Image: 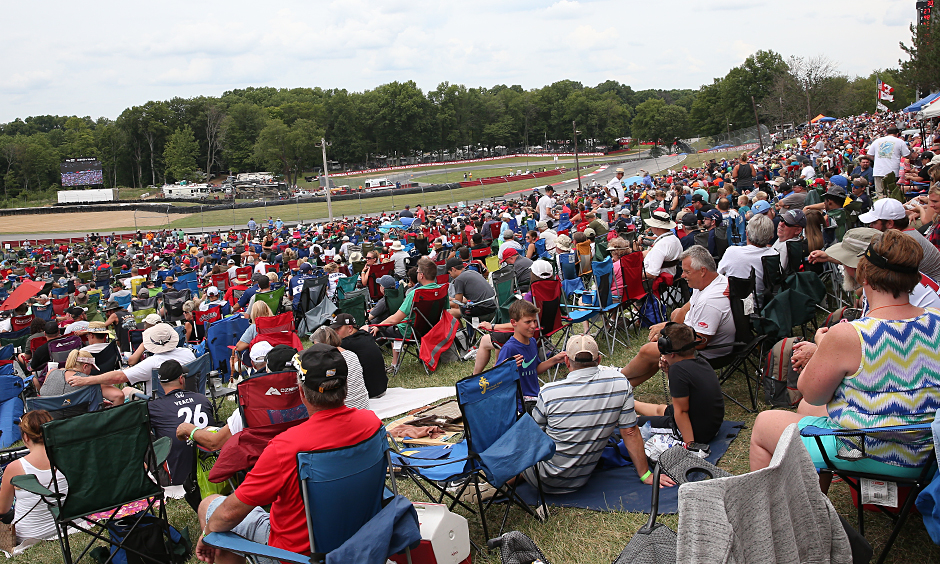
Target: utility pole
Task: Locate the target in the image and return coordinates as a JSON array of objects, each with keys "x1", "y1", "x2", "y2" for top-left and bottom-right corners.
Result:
[
  {"x1": 573, "y1": 121, "x2": 582, "y2": 192},
  {"x1": 751, "y1": 96, "x2": 764, "y2": 153},
  {"x1": 320, "y1": 138, "x2": 333, "y2": 222}
]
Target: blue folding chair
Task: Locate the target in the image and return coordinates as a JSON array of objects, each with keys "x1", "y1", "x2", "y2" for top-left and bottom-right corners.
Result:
[
  {"x1": 394, "y1": 361, "x2": 555, "y2": 543},
  {"x1": 113, "y1": 293, "x2": 132, "y2": 310},
  {"x1": 526, "y1": 219, "x2": 537, "y2": 232},
  {"x1": 26, "y1": 385, "x2": 104, "y2": 420},
  {"x1": 176, "y1": 271, "x2": 199, "y2": 295},
  {"x1": 206, "y1": 314, "x2": 250, "y2": 381},
  {"x1": 533, "y1": 238, "x2": 551, "y2": 260},
  {"x1": 558, "y1": 252, "x2": 579, "y2": 281},
  {"x1": 204, "y1": 427, "x2": 420, "y2": 564},
  {"x1": 801, "y1": 422, "x2": 936, "y2": 564},
  {"x1": 557, "y1": 212, "x2": 572, "y2": 233},
  {"x1": 32, "y1": 305, "x2": 53, "y2": 321}
]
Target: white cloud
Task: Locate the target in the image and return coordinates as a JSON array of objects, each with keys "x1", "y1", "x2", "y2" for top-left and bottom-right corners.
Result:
[{"x1": 0, "y1": 0, "x2": 921, "y2": 122}]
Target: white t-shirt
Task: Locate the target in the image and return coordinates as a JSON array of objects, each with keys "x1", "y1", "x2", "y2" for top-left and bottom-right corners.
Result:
[
  {"x1": 800, "y1": 165, "x2": 815, "y2": 180},
  {"x1": 606, "y1": 176, "x2": 625, "y2": 202},
  {"x1": 253, "y1": 262, "x2": 268, "y2": 275},
  {"x1": 643, "y1": 234, "x2": 683, "y2": 277},
  {"x1": 123, "y1": 348, "x2": 196, "y2": 395},
  {"x1": 866, "y1": 135, "x2": 911, "y2": 177},
  {"x1": 537, "y1": 195, "x2": 555, "y2": 221},
  {"x1": 717, "y1": 245, "x2": 779, "y2": 295},
  {"x1": 685, "y1": 273, "x2": 735, "y2": 360}
]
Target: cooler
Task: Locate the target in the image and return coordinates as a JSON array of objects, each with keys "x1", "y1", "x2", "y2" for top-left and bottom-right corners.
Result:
[{"x1": 390, "y1": 502, "x2": 471, "y2": 564}]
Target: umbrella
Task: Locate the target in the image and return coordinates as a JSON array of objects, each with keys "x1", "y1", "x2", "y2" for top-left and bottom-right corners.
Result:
[{"x1": 0, "y1": 279, "x2": 46, "y2": 311}]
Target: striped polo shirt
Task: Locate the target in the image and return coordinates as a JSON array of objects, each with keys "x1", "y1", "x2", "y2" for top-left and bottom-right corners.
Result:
[{"x1": 527, "y1": 365, "x2": 637, "y2": 494}]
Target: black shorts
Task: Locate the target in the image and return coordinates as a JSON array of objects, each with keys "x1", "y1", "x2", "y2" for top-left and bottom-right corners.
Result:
[
  {"x1": 379, "y1": 325, "x2": 403, "y2": 340},
  {"x1": 490, "y1": 331, "x2": 513, "y2": 346}
]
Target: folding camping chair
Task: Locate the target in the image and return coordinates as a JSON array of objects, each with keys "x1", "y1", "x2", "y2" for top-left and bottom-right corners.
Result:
[
  {"x1": 48, "y1": 334, "x2": 83, "y2": 365},
  {"x1": 379, "y1": 284, "x2": 451, "y2": 375},
  {"x1": 191, "y1": 306, "x2": 222, "y2": 342},
  {"x1": 529, "y1": 278, "x2": 571, "y2": 362},
  {"x1": 26, "y1": 385, "x2": 105, "y2": 420},
  {"x1": 205, "y1": 314, "x2": 251, "y2": 381},
  {"x1": 52, "y1": 297, "x2": 69, "y2": 316},
  {"x1": 394, "y1": 361, "x2": 554, "y2": 544},
  {"x1": 0, "y1": 328, "x2": 29, "y2": 354},
  {"x1": 89, "y1": 340, "x2": 120, "y2": 375},
  {"x1": 162, "y1": 289, "x2": 191, "y2": 323},
  {"x1": 575, "y1": 239, "x2": 593, "y2": 279},
  {"x1": 335, "y1": 276, "x2": 359, "y2": 301},
  {"x1": 366, "y1": 261, "x2": 396, "y2": 301},
  {"x1": 250, "y1": 285, "x2": 284, "y2": 315},
  {"x1": 10, "y1": 314, "x2": 33, "y2": 333},
  {"x1": 563, "y1": 257, "x2": 626, "y2": 355},
  {"x1": 204, "y1": 427, "x2": 420, "y2": 564},
  {"x1": 252, "y1": 312, "x2": 303, "y2": 351},
  {"x1": 211, "y1": 272, "x2": 230, "y2": 293},
  {"x1": 337, "y1": 288, "x2": 369, "y2": 328},
  {"x1": 236, "y1": 370, "x2": 308, "y2": 428},
  {"x1": 491, "y1": 266, "x2": 519, "y2": 326},
  {"x1": 296, "y1": 276, "x2": 333, "y2": 335},
  {"x1": 11, "y1": 401, "x2": 173, "y2": 564},
  {"x1": 801, "y1": 422, "x2": 935, "y2": 564}
]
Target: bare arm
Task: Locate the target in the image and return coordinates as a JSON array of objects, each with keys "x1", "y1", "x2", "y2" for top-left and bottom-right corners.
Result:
[
  {"x1": 67, "y1": 370, "x2": 129, "y2": 387},
  {"x1": 798, "y1": 324, "x2": 861, "y2": 406},
  {"x1": 620, "y1": 426, "x2": 676, "y2": 487},
  {"x1": 0, "y1": 460, "x2": 22, "y2": 513},
  {"x1": 671, "y1": 396, "x2": 694, "y2": 444},
  {"x1": 196, "y1": 493, "x2": 255, "y2": 563},
  {"x1": 177, "y1": 423, "x2": 233, "y2": 451}
]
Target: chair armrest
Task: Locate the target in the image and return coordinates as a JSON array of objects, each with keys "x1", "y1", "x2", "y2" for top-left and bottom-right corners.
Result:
[
  {"x1": 801, "y1": 423, "x2": 933, "y2": 438},
  {"x1": 153, "y1": 436, "x2": 172, "y2": 466},
  {"x1": 203, "y1": 532, "x2": 309, "y2": 564},
  {"x1": 11, "y1": 474, "x2": 57, "y2": 497}
]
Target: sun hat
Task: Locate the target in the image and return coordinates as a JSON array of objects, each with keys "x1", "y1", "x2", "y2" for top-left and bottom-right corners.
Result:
[
  {"x1": 644, "y1": 210, "x2": 677, "y2": 230},
  {"x1": 555, "y1": 235, "x2": 573, "y2": 252},
  {"x1": 390, "y1": 240, "x2": 404, "y2": 251},
  {"x1": 87, "y1": 321, "x2": 110, "y2": 335},
  {"x1": 142, "y1": 323, "x2": 179, "y2": 354},
  {"x1": 825, "y1": 228, "x2": 881, "y2": 268}
]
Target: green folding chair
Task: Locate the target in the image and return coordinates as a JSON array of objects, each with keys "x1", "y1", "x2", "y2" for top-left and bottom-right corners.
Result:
[
  {"x1": 337, "y1": 288, "x2": 369, "y2": 327},
  {"x1": 492, "y1": 266, "x2": 519, "y2": 325},
  {"x1": 132, "y1": 307, "x2": 157, "y2": 324},
  {"x1": 336, "y1": 276, "x2": 359, "y2": 301},
  {"x1": 383, "y1": 285, "x2": 406, "y2": 316},
  {"x1": 253, "y1": 286, "x2": 286, "y2": 315},
  {"x1": 12, "y1": 401, "x2": 175, "y2": 564}
]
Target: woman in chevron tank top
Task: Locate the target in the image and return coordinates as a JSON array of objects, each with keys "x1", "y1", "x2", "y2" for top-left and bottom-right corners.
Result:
[{"x1": 751, "y1": 229, "x2": 938, "y2": 479}]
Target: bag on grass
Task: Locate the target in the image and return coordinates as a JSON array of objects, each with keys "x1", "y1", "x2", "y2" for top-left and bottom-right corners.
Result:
[
  {"x1": 763, "y1": 337, "x2": 803, "y2": 408},
  {"x1": 639, "y1": 295, "x2": 667, "y2": 328},
  {"x1": 197, "y1": 450, "x2": 233, "y2": 499},
  {"x1": 91, "y1": 511, "x2": 191, "y2": 564}
]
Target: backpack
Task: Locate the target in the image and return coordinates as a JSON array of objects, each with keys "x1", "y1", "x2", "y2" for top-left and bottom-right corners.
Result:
[
  {"x1": 824, "y1": 306, "x2": 861, "y2": 328},
  {"x1": 763, "y1": 337, "x2": 803, "y2": 407},
  {"x1": 639, "y1": 295, "x2": 667, "y2": 328},
  {"x1": 91, "y1": 511, "x2": 191, "y2": 564}
]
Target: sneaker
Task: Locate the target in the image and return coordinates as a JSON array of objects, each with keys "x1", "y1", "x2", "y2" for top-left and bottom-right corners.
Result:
[{"x1": 462, "y1": 347, "x2": 478, "y2": 361}]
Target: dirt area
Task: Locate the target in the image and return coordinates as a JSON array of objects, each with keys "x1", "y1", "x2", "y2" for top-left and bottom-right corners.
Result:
[{"x1": 0, "y1": 210, "x2": 191, "y2": 234}]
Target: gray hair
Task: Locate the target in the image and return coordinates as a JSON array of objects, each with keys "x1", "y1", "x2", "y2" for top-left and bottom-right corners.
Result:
[
  {"x1": 746, "y1": 214, "x2": 774, "y2": 247},
  {"x1": 680, "y1": 245, "x2": 717, "y2": 272},
  {"x1": 311, "y1": 326, "x2": 341, "y2": 347}
]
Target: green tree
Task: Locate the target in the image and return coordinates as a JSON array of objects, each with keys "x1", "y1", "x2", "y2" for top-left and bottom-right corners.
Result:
[
  {"x1": 163, "y1": 125, "x2": 199, "y2": 183},
  {"x1": 900, "y1": 19, "x2": 940, "y2": 93},
  {"x1": 221, "y1": 103, "x2": 267, "y2": 172},
  {"x1": 631, "y1": 98, "x2": 688, "y2": 146}
]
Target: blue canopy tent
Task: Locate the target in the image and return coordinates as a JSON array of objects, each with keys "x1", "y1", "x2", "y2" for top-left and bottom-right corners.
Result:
[
  {"x1": 817, "y1": 116, "x2": 836, "y2": 123},
  {"x1": 903, "y1": 92, "x2": 940, "y2": 113}
]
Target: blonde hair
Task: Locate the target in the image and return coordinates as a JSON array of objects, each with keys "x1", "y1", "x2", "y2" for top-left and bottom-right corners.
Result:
[
  {"x1": 249, "y1": 301, "x2": 273, "y2": 323},
  {"x1": 65, "y1": 349, "x2": 95, "y2": 371},
  {"x1": 324, "y1": 262, "x2": 339, "y2": 273}
]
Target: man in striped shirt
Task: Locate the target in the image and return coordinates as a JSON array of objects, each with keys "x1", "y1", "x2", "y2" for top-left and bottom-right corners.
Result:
[{"x1": 522, "y1": 335, "x2": 676, "y2": 494}]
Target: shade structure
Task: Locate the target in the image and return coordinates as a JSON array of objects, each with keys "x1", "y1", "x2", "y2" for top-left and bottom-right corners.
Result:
[
  {"x1": 903, "y1": 91, "x2": 940, "y2": 113},
  {"x1": 0, "y1": 279, "x2": 45, "y2": 311}
]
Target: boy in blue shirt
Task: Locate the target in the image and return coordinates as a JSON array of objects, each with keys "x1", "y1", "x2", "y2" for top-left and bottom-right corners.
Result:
[{"x1": 495, "y1": 300, "x2": 566, "y2": 410}]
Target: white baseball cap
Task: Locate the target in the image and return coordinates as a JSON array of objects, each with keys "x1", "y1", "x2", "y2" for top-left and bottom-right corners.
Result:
[{"x1": 858, "y1": 198, "x2": 906, "y2": 224}]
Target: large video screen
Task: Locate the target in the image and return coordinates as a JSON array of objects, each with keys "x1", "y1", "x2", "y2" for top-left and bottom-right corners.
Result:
[{"x1": 60, "y1": 158, "x2": 103, "y2": 187}]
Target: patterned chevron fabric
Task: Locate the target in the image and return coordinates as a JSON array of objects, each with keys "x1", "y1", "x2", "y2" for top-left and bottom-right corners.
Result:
[{"x1": 827, "y1": 309, "x2": 940, "y2": 468}]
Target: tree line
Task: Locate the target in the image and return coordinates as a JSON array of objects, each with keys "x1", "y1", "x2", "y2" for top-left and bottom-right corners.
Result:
[{"x1": 0, "y1": 44, "x2": 930, "y2": 202}]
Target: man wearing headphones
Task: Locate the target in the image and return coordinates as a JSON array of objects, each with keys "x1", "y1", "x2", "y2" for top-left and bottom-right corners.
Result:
[{"x1": 634, "y1": 322, "x2": 725, "y2": 445}]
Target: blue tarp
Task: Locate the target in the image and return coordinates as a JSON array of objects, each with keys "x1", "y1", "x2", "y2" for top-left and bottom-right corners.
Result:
[{"x1": 903, "y1": 91, "x2": 940, "y2": 113}]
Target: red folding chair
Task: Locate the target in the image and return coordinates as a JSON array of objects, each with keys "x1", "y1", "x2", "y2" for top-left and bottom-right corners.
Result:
[
  {"x1": 265, "y1": 264, "x2": 279, "y2": 273},
  {"x1": 470, "y1": 247, "x2": 491, "y2": 260},
  {"x1": 236, "y1": 371, "x2": 307, "y2": 427},
  {"x1": 235, "y1": 266, "x2": 252, "y2": 279},
  {"x1": 530, "y1": 278, "x2": 571, "y2": 364},
  {"x1": 250, "y1": 312, "x2": 303, "y2": 351},
  {"x1": 138, "y1": 266, "x2": 152, "y2": 277},
  {"x1": 11, "y1": 315, "x2": 33, "y2": 333},
  {"x1": 211, "y1": 273, "x2": 230, "y2": 292},
  {"x1": 287, "y1": 260, "x2": 298, "y2": 271},
  {"x1": 381, "y1": 284, "x2": 450, "y2": 375},
  {"x1": 52, "y1": 297, "x2": 69, "y2": 316},
  {"x1": 191, "y1": 306, "x2": 222, "y2": 342},
  {"x1": 366, "y1": 261, "x2": 396, "y2": 302}
]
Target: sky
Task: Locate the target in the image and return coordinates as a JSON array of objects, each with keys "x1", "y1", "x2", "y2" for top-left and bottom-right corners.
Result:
[{"x1": 0, "y1": 0, "x2": 919, "y2": 123}]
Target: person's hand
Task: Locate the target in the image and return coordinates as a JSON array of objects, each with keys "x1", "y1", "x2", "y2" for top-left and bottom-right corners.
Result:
[
  {"x1": 65, "y1": 373, "x2": 89, "y2": 387},
  {"x1": 552, "y1": 352, "x2": 567, "y2": 365},
  {"x1": 808, "y1": 250, "x2": 830, "y2": 264},
  {"x1": 791, "y1": 341, "x2": 818, "y2": 372},
  {"x1": 813, "y1": 326, "x2": 830, "y2": 346},
  {"x1": 643, "y1": 472, "x2": 677, "y2": 488},
  {"x1": 513, "y1": 354, "x2": 524, "y2": 367},
  {"x1": 659, "y1": 355, "x2": 670, "y2": 374},
  {"x1": 647, "y1": 323, "x2": 665, "y2": 343},
  {"x1": 368, "y1": 325, "x2": 380, "y2": 336},
  {"x1": 176, "y1": 423, "x2": 195, "y2": 442},
  {"x1": 478, "y1": 321, "x2": 493, "y2": 332},
  {"x1": 195, "y1": 537, "x2": 219, "y2": 563}
]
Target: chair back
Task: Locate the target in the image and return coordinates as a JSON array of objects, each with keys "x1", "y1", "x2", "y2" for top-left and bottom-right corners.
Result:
[
  {"x1": 10, "y1": 315, "x2": 33, "y2": 333},
  {"x1": 530, "y1": 278, "x2": 563, "y2": 339},
  {"x1": 336, "y1": 277, "x2": 359, "y2": 301},
  {"x1": 618, "y1": 252, "x2": 649, "y2": 302},
  {"x1": 297, "y1": 427, "x2": 389, "y2": 554},
  {"x1": 211, "y1": 273, "x2": 230, "y2": 292},
  {"x1": 28, "y1": 334, "x2": 48, "y2": 354},
  {"x1": 52, "y1": 297, "x2": 69, "y2": 315},
  {"x1": 253, "y1": 286, "x2": 286, "y2": 315},
  {"x1": 727, "y1": 273, "x2": 757, "y2": 345},
  {"x1": 90, "y1": 340, "x2": 121, "y2": 375},
  {"x1": 366, "y1": 262, "x2": 395, "y2": 301},
  {"x1": 760, "y1": 254, "x2": 784, "y2": 302},
  {"x1": 471, "y1": 247, "x2": 491, "y2": 260},
  {"x1": 557, "y1": 252, "x2": 578, "y2": 281},
  {"x1": 113, "y1": 293, "x2": 133, "y2": 310},
  {"x1": 132, "y1": 307, "x2": 157, "y2": 325},
  {"x1": 183, "y1": 353, "x2": 213, "y2": 396},
  {"x1": 237, "y1": 371, "x2": 307, "y2": 428},
  {"x1": 492, "y1": 267, "x2": 518, "y2": 325},
  {"x1": 337, "y1": 288, "x2": 369, "y2": 327},
  {"x1": 576, "y1": 240, "x2": 593, "y2": 277},
  {"x1": 206, "y1": 314, "x2": 251, "y2": 377},
  {"x1": 32, "y1": 305, "x2": 53, "y2": 321},
  {"x1": 235, "y1": 266, "x2": 252, "y2": 279},
  {"x1": 49, "y1": 335, "x2": 83, "y2": 364},
  {"x1": 383, "y1": 285, "x2": 406, "y2": 316},
  {"x1": 591, "y1": 257, "x2": 615, "y2": 308},
  {"x1": 163, "y1": 290, "x2": 192, "y2": 322},
  {"x1": 410, "y1": 285, "x2": 449, "y2": 340},
  {"x1": 456, "y1": 361, "x2": 521, "y2": 455},
  {"x1": 41, "y1": 401, "x2": 162, "y2": 523},
  {"x1": 27, "y1": 385, "x2": 104, "y2": 420},
  {"x1": 785, "y1": 239, "x2": 808, "y2": 276},
  {"x1": 299, "y1": 277, "x2": 329, "y2": 314},
  {"x1": 193, "y1": 306, "x2": 222, "y2": 341}
]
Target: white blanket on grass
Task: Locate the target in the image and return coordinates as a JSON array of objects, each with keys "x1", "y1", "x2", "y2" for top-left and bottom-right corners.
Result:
[{"x1": 368, "y1": 387, "x2": 455, "y2": 420}]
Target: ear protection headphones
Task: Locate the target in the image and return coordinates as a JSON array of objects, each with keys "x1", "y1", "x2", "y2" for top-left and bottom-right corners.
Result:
[{"x1": 657, "y1": 322, "x2": 700, "y2": 355}]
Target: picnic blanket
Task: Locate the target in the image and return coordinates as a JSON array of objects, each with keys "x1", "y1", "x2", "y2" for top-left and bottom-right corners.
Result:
[
  {"x1": 368, "y1": 387, "x2": 455, "y2": 420},
  {"x1": 515, "y1": 421, "x2": 744, "y2": 514}
]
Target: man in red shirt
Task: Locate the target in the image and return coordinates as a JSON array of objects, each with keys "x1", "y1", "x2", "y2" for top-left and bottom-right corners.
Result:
[{"x1": 196, "y1": 344, "x2": 381, "y2": 564}]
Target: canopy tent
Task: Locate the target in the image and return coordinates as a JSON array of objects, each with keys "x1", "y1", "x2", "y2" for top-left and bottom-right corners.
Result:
[
  {"x1": 923, "y1": 98, "x2": 940, "y2": 119},
  {"x1": 0, "y1": 279, "x2": 45, "y2": 311},
  {"x1": 817, "y1": 117, "x2": 836, "y2": 123},
  {"x1": 903, "y1": 91, "x2": 940, "y2": 113},
  {"x1": 810, "y1": 114, "x2": 828, "y2": 123}
]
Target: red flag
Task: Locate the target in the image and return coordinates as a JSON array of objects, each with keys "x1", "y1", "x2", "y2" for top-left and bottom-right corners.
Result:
[{"x1": 419, "y1": 310, "x2": 459, "y2": 371}]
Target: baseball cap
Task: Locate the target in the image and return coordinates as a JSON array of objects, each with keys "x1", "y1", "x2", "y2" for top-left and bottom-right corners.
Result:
[
  {"x1": 74, "y1": 353, "x2": 98, "y2": 371},
  {"x1": 206, "y1": 286, "x2": 219, "y2": 296},
  {"x1": 858, "y1": 198, "x2": 906, "y2": 224},
  {"x1": 536, "y1": 220, "x2": 548, "y2": 230},
  {"x1": 680, "y1": 212, "x2": 699, "y2": 227},
  {"x1": 293, "y1": 344, "x2": 348, "y2": 392},
  {"x1": 377, "y1": 275, "x2": 397, "y2": 290},
  {"x1": 825, "y1": 185, "x2": 847, "y2": 200},
  {"x1": 227, "y1": 258, "x2": 236, "y2": 265},
  {"x1": 829, "y1": 175, "x2": 849, "y2": 189},
  {"x1": 703, "y1": 209, "x2": 723, "y2": 224},
  {"x1": 138, "y1": 287, "x2": 150, "y2": 297},
  {"x1": 530, "y1": 259, "x2": 554, "y2": 280},
  {"x1": 751, "y1": 200, "x2": 772, "y2": 215},
  {"x1": 825, "y1": 228, "x2": 881, "y2": 268},
  {"x1": 501, "y1": 248, "x2": 519, "y2": 261},
  {"x1": 44, "y1": 321, "x2": 60, "y2": 335},
  {"x1": 299, "y1": 262, "x2": 313, "y2": 272},
  {"x1": 329, "y1": 313, "x2": 357, "y2": 330},
  {"x1": 566, "y1": 334, "x2": 600, "y2": 362},
  {"x1": 445, "y1": 257, "x2": 465, "y2": 271},
  {"x1": 266, "y1": 344, "x2": 298, "y2": 372},
  {"x1": 67, "y1": 306, "x2": 86, "y2": 317},
  {"x1": 780, "y1": 209, "x2": 807, "y2": 228},
  {"x1": 249, "y1": 341, "x2": 273, "y2": 364},
  {"x1": 691, "y1": 194, "x2": 705, "y2": 202},
  {"x1": 158, "y1": 359, "x2": 188, "y2": 383}
]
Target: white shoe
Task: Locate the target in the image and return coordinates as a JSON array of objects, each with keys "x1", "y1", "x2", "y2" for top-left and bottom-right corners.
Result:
[{"x1": 462, "y1": 347, "x2": 478, "y2": 360}]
